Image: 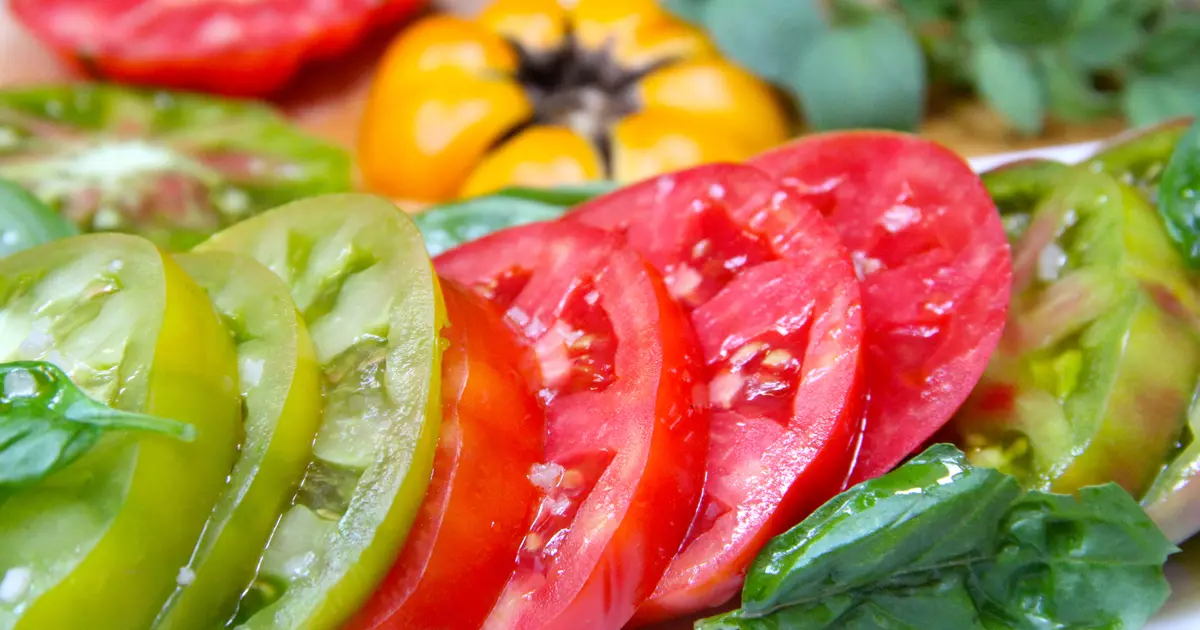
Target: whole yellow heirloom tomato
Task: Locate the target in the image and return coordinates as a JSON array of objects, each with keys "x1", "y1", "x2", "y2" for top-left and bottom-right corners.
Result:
[{"x1": 359, "y1": 0, "x2": 791, "y2": 202}]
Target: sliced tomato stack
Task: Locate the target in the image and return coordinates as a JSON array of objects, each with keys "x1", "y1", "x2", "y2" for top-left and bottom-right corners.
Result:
[
  {"x1": 355, "y1": 131, "x2": 1009, "y2": 629},
  {"x1": 437, "y1": 222, "x2": 710, "y2": 630},
  {"x1": 567, "y1": 164, "x2": 867, "y2": 620},
  {"x1": 347, "y1": 281, "x2": 544, "y2": 630},
  {"x1": 748, "y1": 132, "x2": 1012, "y2": 484}
]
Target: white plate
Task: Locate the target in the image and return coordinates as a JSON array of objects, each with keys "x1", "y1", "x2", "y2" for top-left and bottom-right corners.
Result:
[{"x1": 968, "y1": 141, "x2": 1199, "y2": 630}]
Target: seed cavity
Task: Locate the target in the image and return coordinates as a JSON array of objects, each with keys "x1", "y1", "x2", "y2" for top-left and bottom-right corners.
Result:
[
  {"x1": 0, "y1": 567, "x2": 32, "y2": 603},
  {"x1": 3, "y1": 368, "x2": 37, "y2": 398}
]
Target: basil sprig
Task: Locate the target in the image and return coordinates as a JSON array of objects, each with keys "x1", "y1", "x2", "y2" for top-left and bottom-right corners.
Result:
[
  {"x1": 414, "y1": 182, "x2": 617, "y2": 256},
  {"x1": 699, "y1": 444, "x2": 1177, "y2": 630},
  {"x1": 1157, "y1": 117, "x2": 1200, "y2": 268},
  {"x1": 0, "y1": 361, "x2": 195, "y2": 491}
]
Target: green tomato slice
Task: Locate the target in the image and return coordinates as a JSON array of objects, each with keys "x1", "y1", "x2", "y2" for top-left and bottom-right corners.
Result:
[
  {"x1": 1143, "y1": 399, "x2": 1200, "y2": 544},
  {"x1": 952, "y1": 170, "x2": 1200, "y2": 497},
  {"x1": 0, "y1": 179, "x2": 77, "y2": 258},
  {"x1": 0, "y1": 234, "x2": 241, "y2": 629},
  {"x1": 154, "y1": 251, "x2": 323, "y2": 629},
  {"x1": 981, "y1": 158, "x2": 1071, "y2": 244},
  {"x1": 1086, "y1": 117, "x2": 1191, "y2": 202},
  {"x1": 197, "y1": 194, "x2": 446, "y2": 630},
  {"x1": 0, "y1": 84, "x2": 352, "y2": 251}
]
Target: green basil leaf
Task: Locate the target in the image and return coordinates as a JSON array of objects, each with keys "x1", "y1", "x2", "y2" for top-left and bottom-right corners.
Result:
[
  {"x1": 0, "y1": 179, "x2": 77, "y2": 258},
  {"x1": 415, "y1": 183, "x2": 617, "y2": 256},
  {"x1": 1157, "y1": 117, "x2": 1200, "y2": 268},
  {"x1": 739, "y1": 444, "x2": 1021, "y2": 616},
  {"x1": 491, "y1": 181, "x2": 620, "y2": 207},
  {"x1": 703, "y1": 0, "x2": 827, "y2": 84},
  {"x1": 0, "y1": 361, "x2": 193, "y2": 491},
  {"x1": 972, "y1": 39, "x2": 1044, "y2": 135},
  {"x1": 1123, "y1": 74, "x2": 1200, "y2": 129},
  {"x1": 699, "y1": 444, "x2": 1177, "y2": 630},
  {"x1": 975, "y1": 485, "x2": 1176, "y2": 629},
  {"x1": 789, "y1": 11, "x2": 925, "y2": 131}
]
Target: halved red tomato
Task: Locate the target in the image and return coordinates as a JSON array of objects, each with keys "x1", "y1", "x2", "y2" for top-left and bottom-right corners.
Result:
[
  {"x1": 345, "y1": 280, "x2": 543, "y2": 630},
  {"x1": 436, "y1": 222, "x2": 708, "y2": 630},
  {"x1": 10, "y1": 0, "x2": 425, "y2": 96},
  {"x1": 567, "y1": 163, "x2": 866, "y2": 622},
  {"x1": 748, "y1": 132, "x2": 1012, "y2": 485}
]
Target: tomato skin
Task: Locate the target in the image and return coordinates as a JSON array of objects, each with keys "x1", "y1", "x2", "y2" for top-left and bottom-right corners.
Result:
[
  {"x1": 198, "y1": 194, "x2": 446, "y2": 630},
  {"x1": 566, "y1": 163, "x2": 866, "y2": 621},
  {"x1": 10, "y1": 0, "x2": 426, "y2": 96},
  {"x1": 0, "y1": 234, "x2": 242, "y2": 629},
  {"x1": 346, "y1": 280, "x2": 543, "y2": 630},
  {"x1": 436, "y1": 222, "x2": 708, "y2": 630},
  {"x1": 748, "y1": 132, "x2": 1012, "y2": 485}
]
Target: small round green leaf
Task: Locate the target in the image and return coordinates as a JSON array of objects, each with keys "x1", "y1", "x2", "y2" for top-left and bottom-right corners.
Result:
[
  {"x1": 704, "y1": 0, "x2": 828, "y2": 84},
  {"x1": 789, "y1": 11, "x2": 925, "y2": 131},
  {"x1": 1123, "y1": 74, "x2": 1200, "y2": 128},
  {"x1": 972, "y1": 40, "x2": 1045, "y2": 135}
]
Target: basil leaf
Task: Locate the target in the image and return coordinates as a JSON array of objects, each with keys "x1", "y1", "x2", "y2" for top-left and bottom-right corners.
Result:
[
  {"x1": 0, "y1": 179, "x2": 77, "y2": 258},
  {"x1": 492, "y1": 181, "x2": 619, "y2": 207},
  {"x1": 976, "y1": 485, "x2": 1176, "y2": 629},
  {"x1": 1157, "y1": 118, "x2": 1200, "y2": 268},
  {"x1": 739, "y1": 444, "x2": 1021, "y2": 616},
  {"x1": 0, "y1": 361, "x2": 194, "y2": 491},
  {"x1": 414, "y1": 183, "x2": 617, "y2": 256},
  {"x1": 700, "y1": 444, "x2": 1177, "y2": 630}
]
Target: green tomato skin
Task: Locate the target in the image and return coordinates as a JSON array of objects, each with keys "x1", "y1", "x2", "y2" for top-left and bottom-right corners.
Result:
[
  {"x1": 0, "y1": 180, "x2": 77, "y2": 258},
  {"x1": 154, "y1": 251, "x2": 323, "y2": 629},
  {"x1": 982, "y1": 158, "x2": 1071, "y2": 244},
  {"x1": 1087, "y1": 117, "x2": 1191, "y2": 201},
  {"x1": 197, "y1": 194, "x2": 446, "y2": 630},
  {"x1": 0, "y1": 234, "x2": 241, "y2": 629},
  {"x1": 953, "y1": 170, "x2": 1200, "y2": 498},
  {"x1": 0, "y1": 84, "x2": 352, "y2": 251},
  {"x1": 1143, "y1": 427, "x2": 1200, "y2": 544}
]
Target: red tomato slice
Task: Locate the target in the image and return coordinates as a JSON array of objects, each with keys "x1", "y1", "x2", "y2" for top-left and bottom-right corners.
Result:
[
  {"x1": 10, "y1": 0, "x2": 424, "y2": 96},
  {"x1": 436, "y1": 222, "x2": 709, "y2": 630},
  {"x1": 567, "y1": 163, "x2": 866, "y2": 622},
  {"x1": 345, "y1": 280, "x2": 543, "y2": 630},
  {"x1": 748, "y1": 132, "x2": 1012, "y2": 485}
]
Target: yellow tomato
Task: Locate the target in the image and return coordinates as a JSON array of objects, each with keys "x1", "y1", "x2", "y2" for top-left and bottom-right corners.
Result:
[{"x1": 358, "y1": 0, "x2": 792, "y2": 202}]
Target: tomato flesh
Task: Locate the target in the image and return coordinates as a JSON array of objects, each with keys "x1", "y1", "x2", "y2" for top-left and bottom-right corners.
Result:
[
  {"x1": 567, "y1": 163, "x2": 866, "y2": 621},
  {"x1": 347, "y1": 280, "x2": 543, "y2": 630},
  {"x1": 436, "y1": 222, "x2": 708, "y2": 630},
  {"x1": 748, "y1": 133, "x2": 1012, "y2": 485},
  {"x1": 10, "y1": 0, "x2": 425, "y2": 96}
]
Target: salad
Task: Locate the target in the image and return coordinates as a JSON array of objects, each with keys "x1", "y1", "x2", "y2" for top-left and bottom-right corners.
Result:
[{"x1": 0, "y1": 88, "x2": 1197, "y2": 630}]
